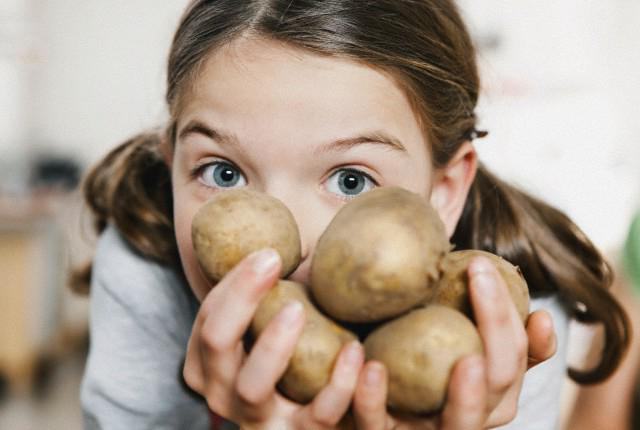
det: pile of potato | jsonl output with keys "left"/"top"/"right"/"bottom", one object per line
{"left": 192, "top": 187, "right": 529, "bottom": 415}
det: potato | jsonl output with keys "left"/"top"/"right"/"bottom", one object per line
{"left": 431, "top": 250, "right": 530, "bottom": 322}
{"left": 364, "top": 305, "right": 483, "bottom": 414}
{"left": 251, "top": 280, "right": 357, "bottom": 403}
{"left": 191, "top": 189, "right": 301, "bottom": 281}
{"left": 191, "top": 187, "right": 529, "bottom": 416}
{"left": 310, "top": 187, "right": 450, "bottom": 323}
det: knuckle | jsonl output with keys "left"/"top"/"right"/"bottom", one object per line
{"left": 235, "top": 378, "right": 268, "bottom": 406}
{"left": 329, "top": 378, "right": 354, "bottom": 397}
{"left": 201, "top": 330, "right": 234, "bottom": 353}
{"left": 205, "top": 394, "right": 225, "bottom": 417}
{"left": 494, "top": 306, "right": 512, "bottom": 327}
{"left": 255, "top": 334, "right": 283, "bottom": 358}
{"left": 312, "top": 411, "right": 340, "bottom": 428}
{"left": 457, "top": 392, "right": 484, "bottom": 411}
{"left": 492, "top": 402, "right": 518, "bottom": 426}
{"left": 310, "top": 397, "right": 345, "bottom": 427}
{"left": 354, "top": 392, "right": 378, "bottom": 412}
{"left": 182, "top": 366, "right": 202, "bottom": 393}
{"left": 201, "top": 384, "right": 228, "bottom": 416}
{"left": 490, "top": 372, "right": 514, "bottom": 394}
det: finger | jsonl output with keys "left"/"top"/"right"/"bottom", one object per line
{"left": 353, "top": 361, "right": 388, "bottom": 430}
{"left": 198, "top": 249, "right": 281, "bottom": 383}
{"left": 183, "top": 329, "right": 206, "bottom": 393}
{"left": 200, "top": 248, "right": 282, "bottom": 347}
{"left": 305, "top": 341, "right": 364, "bottom": 427}
{"left": 468, "top": 257, "right": 527, "bottom": 406}
{"left": 235, "top": 301, "right": 305, "bottom": 409}
{"left": 441, "top": 355, "right": 487, "bottom": 430}
{"left": 526, "top": 310, "right": 557, "bottom": 369}
{"left": 184, "top": 330, "right": 245, "bottom": 416}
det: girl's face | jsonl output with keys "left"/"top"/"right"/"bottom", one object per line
{"left": 169, "top": 38, "right": 475, "bottom": 301}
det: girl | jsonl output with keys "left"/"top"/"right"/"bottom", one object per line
{"left": 78, "top": 1, "right": 629, "bottom": 429}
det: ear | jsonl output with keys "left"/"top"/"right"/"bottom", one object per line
{"left": 430, "top": 142, "right": 477, "bottom": 238}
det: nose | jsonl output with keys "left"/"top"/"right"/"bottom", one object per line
{"left": 282, "top": 205, "right": 315, "bottom": 285}
{"left": 265, "top": 187, "right": 327, "bottom": 285}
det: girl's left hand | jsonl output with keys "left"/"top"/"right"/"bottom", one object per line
{"left": 351, "top": 256, "right": 557, "bottom": 429}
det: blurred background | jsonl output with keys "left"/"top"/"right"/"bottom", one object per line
{"left": 0, "top": 1, "right": 638, "bottom": 428}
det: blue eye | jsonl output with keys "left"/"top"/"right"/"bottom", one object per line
{"left": 198, "top": 162, "right": 247, "bottom": 188}
{"left": 326, "top": 169, "right": 375, "bottom": 198}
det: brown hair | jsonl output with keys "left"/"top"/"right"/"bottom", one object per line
{"left": 76, "top": 0, "right": 629, "bottom": 383}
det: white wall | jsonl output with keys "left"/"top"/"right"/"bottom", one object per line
{"left": 458, "top": 0, "right": 640, "bottom": 250}
{"left": 27, "top": 0, "right": 188, "bottom": 162}
{"left": 3, "top": 1, "right": 639, "bottom": 249}
{"left": 0, "top": 0, "right": 30, "bottom": 162}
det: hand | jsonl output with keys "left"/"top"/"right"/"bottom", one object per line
{"left": 351, "top": 256, "right": 557, "bottom": 430}
{"left": 183, "top": 249, "right": 368, "bottom": 429}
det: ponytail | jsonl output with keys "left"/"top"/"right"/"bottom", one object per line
{"left": 452, "top": 164, "right": 631, "bottom": 383}
{"left": 70, "top": 131, "right": 179, "bottom": 294}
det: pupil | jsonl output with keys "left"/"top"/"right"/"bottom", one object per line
{"left": 344, "top": 174, "right": 358, "bottom": 189}
{"left": 220, "top": 168, "right": 235, "bottom": 182}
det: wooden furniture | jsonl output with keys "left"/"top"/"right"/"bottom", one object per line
{"left": 0, "top": 199, "right": 66, "bottom": 394}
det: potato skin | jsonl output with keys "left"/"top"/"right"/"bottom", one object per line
{"left": 251, "top": 281, "right": 357, "bottom": 403}
{"left": 431, "top": 250, "right": 530, "bottom": 322}
{"left": 192, "top": 189, "right": 301, "bottom": 281}
{"left": 364, "top": 305, "right": 483, "bottom": 414}
{"left": 311, "top": 187, "right": 450, "bottom": 323}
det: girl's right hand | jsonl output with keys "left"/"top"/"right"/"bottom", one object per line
{"left": 183, "top": 248, "right": 369, "bottom": 429}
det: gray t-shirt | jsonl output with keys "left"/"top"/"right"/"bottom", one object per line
{"left": 80, "top": 226, "right": 211, "bottom": 429}
{"left": 80, "top": 225, "right": 569, "bottom": 429}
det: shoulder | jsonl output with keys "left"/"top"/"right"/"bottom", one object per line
{"left": 82, "top": 225, "right": 209, "bottom": 427}
{"left": 92, "top": 224, "right": 199, "bottom": 320}
{"left": 93, "top": 225, "right": 177, "bottom": 294}
{"left": 90, "top": 223, "right": 199, "bottom": 336}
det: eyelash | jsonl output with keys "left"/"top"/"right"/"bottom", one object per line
{"left": 189, "top": 159, "right": 380, "bottom": 195}
{"left": 327, "top": 167, "right": 378, "bottom": 196}
{"left": 189, "top": 158, "right": 233, "bottom": 184}
{"left": 333, "top": 166, "right": 375, "bottom": 179}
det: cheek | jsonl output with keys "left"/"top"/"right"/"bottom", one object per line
{"left": 173, "top": 183, "right": 212, "bottom": 302}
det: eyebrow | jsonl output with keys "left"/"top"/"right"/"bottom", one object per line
{"left": 314, "top": 131, "right": 406, "bottom": 155}
{"left": 178, "top": 120, "right": 241, "bottom": 147}
{"left": 178, "top": 119, "right": 407, "bottom": 153}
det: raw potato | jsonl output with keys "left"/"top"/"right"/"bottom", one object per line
{"left": 190, "top": 187, "right": 530, "bottom": 416}
{"left": 251, "top": 280, "right": 357, "bottom": 403}
{"left": 364, "top": 305, "right": 483, "bottom": 414}
{"left": 431, "top": 250, "right": 530, "bottom": 322}
{"left": 191, "top": 189, "right": 301, "bottom": 281}
{"left": 311, "top": 187, "right": 450, "bottom": 322}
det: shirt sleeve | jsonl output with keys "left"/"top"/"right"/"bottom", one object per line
{"left": 80, "top": 226, "right": 211, "bottom": 430}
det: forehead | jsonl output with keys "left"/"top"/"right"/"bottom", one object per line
{"left": 178, "top": 37, "right": 427, "bottom": 152}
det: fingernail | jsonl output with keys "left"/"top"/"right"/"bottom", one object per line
{"left": 343, "top": 341, "right": 363, "bottom": 366}
{"left": 252, "top": 248, "right": 280, "bottom": 276}
{"left": 468, "top": 257, "right": 493, "bottom": 276}
{"left": 469, "top": 258, "right": 496, "bottom": 298}
{"left": 365, "top": 363, "right": 383, "bottom": 386}
{"left": 276, "top": 301, "right": 304, "bottom": 325}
